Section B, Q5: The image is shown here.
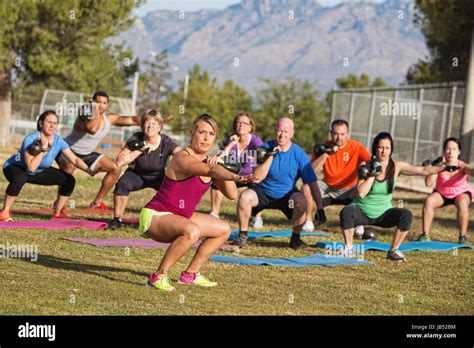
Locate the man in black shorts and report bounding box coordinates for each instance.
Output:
[235,117,325,249]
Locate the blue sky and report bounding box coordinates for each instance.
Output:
[133,0,350,17]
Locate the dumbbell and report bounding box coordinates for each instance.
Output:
[255,146,279,164]
[204,157,242,174]
[126,140,148,153]
[313,143,336,156]
[78,103,95,121]
[421,156,443,167]
[358,158,382,179]
[26,139,50,156]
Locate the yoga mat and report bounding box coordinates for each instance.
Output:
[315,240,473,252]
[13,208,113,216]
[229,230,328,240]
[210,253,373,267]
[63,237,238,251]
[0,218,107,230]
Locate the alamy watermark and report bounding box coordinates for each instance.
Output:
[380,100,421,120]
[0,242,38,262]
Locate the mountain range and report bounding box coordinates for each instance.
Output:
[114,0,428,92]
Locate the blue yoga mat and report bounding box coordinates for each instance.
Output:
[229,230,328,240]
[315,240,473,252]
[210,253,373,267]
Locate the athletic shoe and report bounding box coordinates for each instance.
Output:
[232,232,248,246]
[209,212,220,219]
[458,235,468,244]
[387,249,406,262]
[354,225,365,239]
[108,218,122,230]
[302,220,315,232]
[0,210,13,222]
[90,201,109,210]
[52,210,68,219]
[417,233,430,242]
[289,234,306,249]
[147,271,176,292]
[252,216,263,229]
[177,272,217,287]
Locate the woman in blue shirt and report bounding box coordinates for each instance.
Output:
[1,110,90,221]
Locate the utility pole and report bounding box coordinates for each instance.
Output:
[461,27,474,163]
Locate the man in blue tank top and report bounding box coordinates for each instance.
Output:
[236,117,325,249]
[57,91,141,210]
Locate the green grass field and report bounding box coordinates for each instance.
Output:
[0,174,472,316]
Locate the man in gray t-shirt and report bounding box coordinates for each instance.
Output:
[57,91,141,210]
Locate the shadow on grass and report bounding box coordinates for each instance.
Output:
[19,254,148,286]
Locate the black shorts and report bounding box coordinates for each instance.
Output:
[249,184,299,220]
[56,151,103,172]
[434,190,472,207]
[211,182,249,190]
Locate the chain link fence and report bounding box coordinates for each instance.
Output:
[330,82,473,165]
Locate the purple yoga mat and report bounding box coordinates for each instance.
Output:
[63,237,238,251]
[0,218,107,230]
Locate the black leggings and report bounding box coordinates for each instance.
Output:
[3,164,76,197]
[340,204,413,231]
[114,169,163,196]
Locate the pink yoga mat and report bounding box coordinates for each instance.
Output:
[64,237,238,251]
[0,218,107,230]
[13,208,114,216]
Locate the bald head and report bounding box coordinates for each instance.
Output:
[276,117,294,132]
[274,117,294,150]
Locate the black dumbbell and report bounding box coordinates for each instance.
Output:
[445,165,460,172]
[313,143,335,156]
[78,103,95,121]
[421,156,443,167]
[126,140,148,153]
[26,139,50,156]
[218,135,234,150]
[255,146,279,164]
[203,157,242,174]
[358,158,382,179]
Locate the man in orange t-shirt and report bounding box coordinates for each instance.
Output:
[302,119,371,232]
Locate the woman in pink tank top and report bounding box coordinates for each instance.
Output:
[140,114,257,291]
[419,138,474,244]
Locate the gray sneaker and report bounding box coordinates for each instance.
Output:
[387,249,406,262]
[458,235,468,244]
[232,232,248,246]
[417,233,430,242]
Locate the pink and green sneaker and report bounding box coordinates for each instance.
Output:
[177,272,217,287]
[147,271,176,292]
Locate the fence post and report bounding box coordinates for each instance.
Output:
[389,90,398,135]
[348,92,355,131]
[439,103,448,154]
[366,90,376,149]
[329,88,337,134]
[447,85,457,138]
[460,27,474,163]
[412,88,424,165]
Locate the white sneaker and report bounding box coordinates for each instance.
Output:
[302,220,315,232]
[354,225,364,239]
[210,212,220,219]
[252,216,263,229]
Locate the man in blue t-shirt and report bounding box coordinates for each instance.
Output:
[236,117,325,249]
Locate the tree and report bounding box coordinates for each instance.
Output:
[161,65,253,139]
[406,0,474,83]
[335,73,386,89]
[0,0,140,147]
[136,50,172,116]
[255,78,328,152]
